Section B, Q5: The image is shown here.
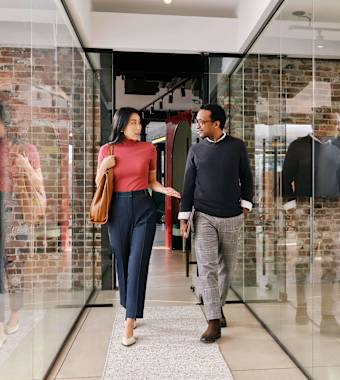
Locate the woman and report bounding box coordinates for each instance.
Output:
[0,102,44,348]
[96,107,180,346]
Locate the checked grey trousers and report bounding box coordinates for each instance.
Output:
[194,211,243,320]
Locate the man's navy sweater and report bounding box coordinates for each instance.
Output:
[180,135,254,218]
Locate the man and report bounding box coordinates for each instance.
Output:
[179,104,253,343]
[282,108,340,335]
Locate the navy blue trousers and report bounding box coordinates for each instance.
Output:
[108,189,156,319]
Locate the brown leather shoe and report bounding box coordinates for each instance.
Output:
[200,319,221,343]
[220,307,227,328]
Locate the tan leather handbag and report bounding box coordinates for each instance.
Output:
[89,144,114,224]
[21,178,47,224]
[13,146,47,225]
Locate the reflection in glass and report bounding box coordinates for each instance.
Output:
[0,1,95,379]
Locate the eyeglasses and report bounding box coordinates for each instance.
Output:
[195,118,213,126]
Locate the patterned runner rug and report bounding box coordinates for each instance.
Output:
[102,305,234,380]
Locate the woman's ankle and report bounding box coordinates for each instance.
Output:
[124,318,134,337]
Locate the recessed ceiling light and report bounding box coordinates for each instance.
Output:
[163,0,173,4]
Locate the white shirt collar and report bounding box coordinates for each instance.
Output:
[206,132,226,144]
[309,133,331,144]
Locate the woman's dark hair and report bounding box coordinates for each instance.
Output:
[200,103,226,130]
[109,107,140,144]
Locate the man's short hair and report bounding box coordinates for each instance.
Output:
[200,104,226,130]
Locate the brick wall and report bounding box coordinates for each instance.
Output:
[0,46,101,295]
[229,55,340,295]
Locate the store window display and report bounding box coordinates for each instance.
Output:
[282,107,340,335]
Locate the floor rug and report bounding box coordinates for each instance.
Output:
[102,305,234,380]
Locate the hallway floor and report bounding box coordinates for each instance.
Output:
[47,227,306,380]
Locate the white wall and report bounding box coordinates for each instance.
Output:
[91,12,239,53]
[63,0,283,54]
[116,77,201,111]
[237,0,281,51]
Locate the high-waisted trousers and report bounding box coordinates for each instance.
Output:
[108,189,156,319]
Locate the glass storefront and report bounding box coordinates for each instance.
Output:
[227,0,340,378]
[0,1,96,379]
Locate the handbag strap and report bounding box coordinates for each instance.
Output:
[107,144,114,175]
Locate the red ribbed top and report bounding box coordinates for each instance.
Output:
[98,137,157,192]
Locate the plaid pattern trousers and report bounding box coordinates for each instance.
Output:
[194,211,243,320]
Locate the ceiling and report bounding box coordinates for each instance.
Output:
[0,0,56,10]
[277,0,340,23]
[91,0,239,18]
[250,0,340,58]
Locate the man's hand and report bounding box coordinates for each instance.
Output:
[242,208,249,219]
[180,219,189,239]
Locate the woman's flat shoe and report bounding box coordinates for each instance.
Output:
[5,322,19,335]
[0,334,7,348]
[121,335,136,347]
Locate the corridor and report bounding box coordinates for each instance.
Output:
[47,227,305,380]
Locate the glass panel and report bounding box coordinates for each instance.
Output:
[84,62,94,297]
[31,1,61,377]
[229,0,317,377]
[312,1,340,378]
[208,57,235,108]
[0,1,34,379]
[229,62,245,299]
[72,45,86,299]
[0,1,95,378]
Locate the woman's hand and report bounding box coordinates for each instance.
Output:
[100,155,116,171]
[148,170,181,198]
[95,155,116,187]
[15,153,31,170]
[163,187,181,199]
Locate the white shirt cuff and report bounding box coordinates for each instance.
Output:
[241,199,252,211]
[283,200,296,210]
[178,211,191,220]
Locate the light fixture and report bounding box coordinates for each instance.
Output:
[163,0,173,4]
[181,86,186,97]
[152,136,166,144]
[315,30,325,49]
[292,10,311,22]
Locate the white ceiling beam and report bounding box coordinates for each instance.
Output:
[63,0,92,46]
[91,12,238,53]
[237,0,281,51]
[58,0,284,54]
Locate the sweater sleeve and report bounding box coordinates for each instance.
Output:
[282,140,298,203]
[180,147,196,213]
[97,144,108,169]
[239,142,254,205]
